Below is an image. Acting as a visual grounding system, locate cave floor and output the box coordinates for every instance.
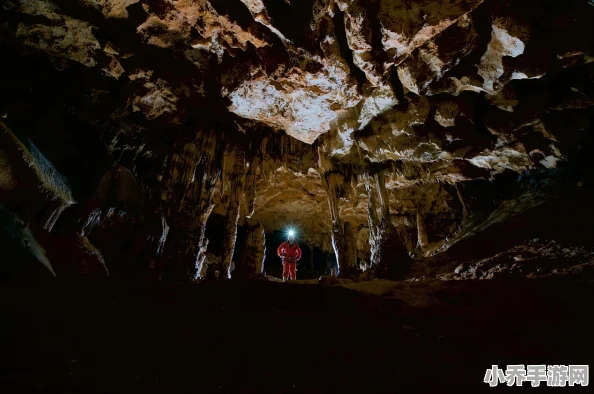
[1,278,592,393]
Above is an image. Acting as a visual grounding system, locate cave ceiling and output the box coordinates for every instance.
[1,0,593,278]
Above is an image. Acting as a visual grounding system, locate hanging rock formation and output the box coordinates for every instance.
[322,171,358,276]
[160,128,221,280]
[364,170,412,278]
[219,143,246,279]
[416,211,430,251]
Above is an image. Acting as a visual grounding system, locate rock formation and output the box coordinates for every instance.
[235,223,266,278]
[0,0,593,280]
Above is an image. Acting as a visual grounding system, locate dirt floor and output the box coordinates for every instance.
[1,277,593,393]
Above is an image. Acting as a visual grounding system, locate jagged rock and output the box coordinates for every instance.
[379,0,484,65]
[416,211,429,250]
[398,14,478,95]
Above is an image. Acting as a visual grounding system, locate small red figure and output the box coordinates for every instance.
[277,232,302,282]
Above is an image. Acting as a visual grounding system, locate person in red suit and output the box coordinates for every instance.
[277,231,302,282]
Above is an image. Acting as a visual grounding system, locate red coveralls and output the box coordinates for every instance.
[277,241,302,280]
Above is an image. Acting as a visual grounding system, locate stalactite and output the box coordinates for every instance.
[365,175,381,266]
[261,131,318,176]
[79,207,131,235]
[455,183,469,225]
[161,128,221,280]
[156,212,170,256]
[188,166,218,279]
[322,172,344,222]
[102,208,129,228]
[364,171,411,279]
[374,170,390,220]
[343,221,357,271]
[365,173,396,271]
[195,238,209,279]
[416,211,429,250]
[330,222,345,275]
[221,200,241,279]
[323,172,344,274]
[322,171,356,276]
[350,175,360,208]
[81,208,102,236]
[219,145,246,279]
[42,201,68,232]
[244,136,268,218]
[244,158,259,218]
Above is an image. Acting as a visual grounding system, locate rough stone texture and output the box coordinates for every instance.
[364,170,413,278]
[0,0,593,279]
[219,144,246,279]
[235,223,266,278]
[452,239,594,280]
[379,0,484,64]
[225,59,360,144]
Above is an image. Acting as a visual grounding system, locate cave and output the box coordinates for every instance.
[1,0,593,392]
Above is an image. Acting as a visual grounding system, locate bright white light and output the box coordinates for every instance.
[288,230,295,237]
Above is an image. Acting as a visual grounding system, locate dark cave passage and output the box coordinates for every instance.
[205,214,336,280]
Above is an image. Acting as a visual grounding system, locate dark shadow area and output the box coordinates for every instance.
[204,213,236,258]
[260,0,317,50]
[388,66,408,107]
[0,45,114,201]
[0,277,592,393]
[208,0,255,31]
[333,9,367,90]
[446,182,594,262]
